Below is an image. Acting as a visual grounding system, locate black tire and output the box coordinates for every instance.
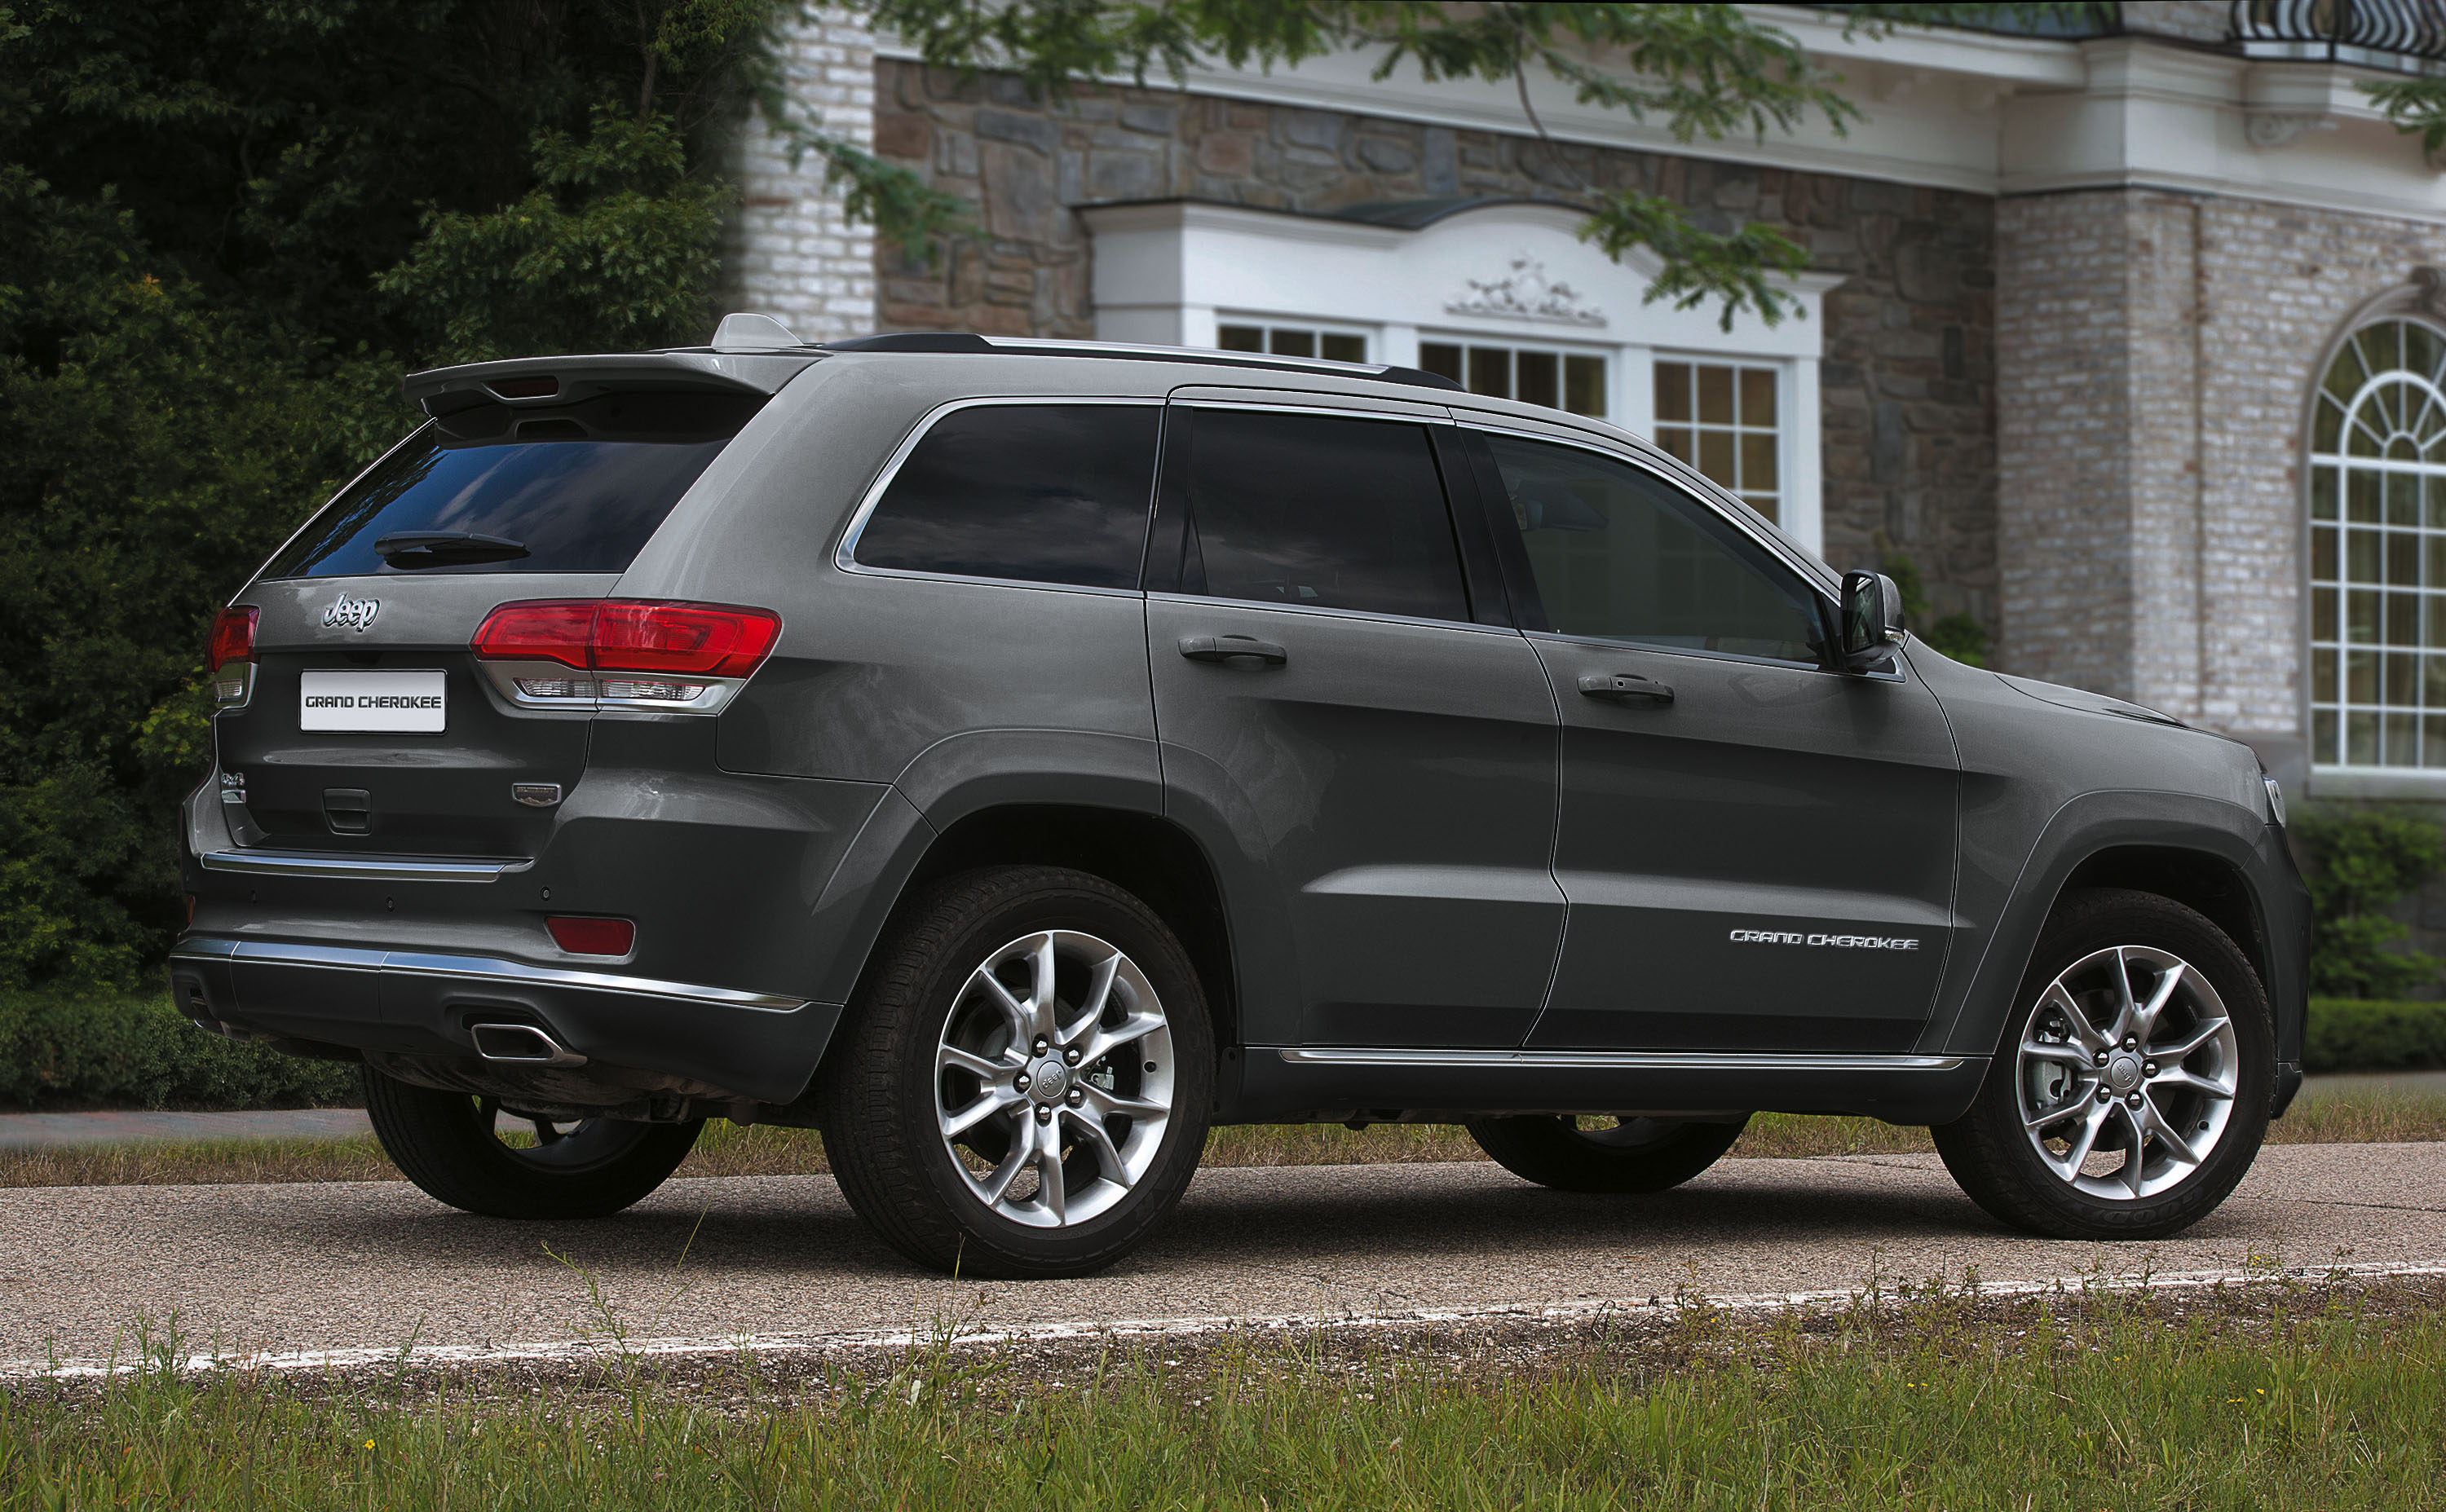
[361,1066,702,1220]
[1464,1114,1751,1193]
[1932,888,2273,1241]
[818,866,1215,1279]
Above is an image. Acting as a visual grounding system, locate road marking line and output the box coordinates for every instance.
[12,1259,2444,1382]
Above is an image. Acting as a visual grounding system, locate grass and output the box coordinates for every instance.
[8,1280,2446,1508]
[2,1085,2439,1190]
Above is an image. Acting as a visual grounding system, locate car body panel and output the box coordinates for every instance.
[177,343,2309,1126]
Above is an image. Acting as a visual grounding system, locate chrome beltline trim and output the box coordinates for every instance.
[199,850,528,884]
[1274,1047,1967,1072]
[170,939,807,1014]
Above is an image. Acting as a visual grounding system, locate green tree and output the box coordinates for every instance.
[839,2,2108,326]
[0,1,2091,988]
[2294,806,2446,999]
[0,0,809,988]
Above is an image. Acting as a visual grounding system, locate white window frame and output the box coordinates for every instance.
[1080,200,1841,553]
[1214,315,1373,364]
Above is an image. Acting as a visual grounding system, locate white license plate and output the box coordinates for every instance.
[299,671,447,733]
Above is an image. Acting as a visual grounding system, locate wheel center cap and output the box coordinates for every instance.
[1029,1059,1069,1104]
[2106,1051,2143,1093]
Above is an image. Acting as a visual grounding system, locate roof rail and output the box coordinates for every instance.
[818,330,1465,395]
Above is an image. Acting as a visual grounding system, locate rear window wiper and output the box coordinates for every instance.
[374,531,530,566]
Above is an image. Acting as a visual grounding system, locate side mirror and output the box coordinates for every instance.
[1839,571,1905,673]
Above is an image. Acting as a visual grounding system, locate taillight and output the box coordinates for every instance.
[208,606,257,704]
[546,915,634,955]
[593,602,781,677]
[470,601,596,669]
[470,599,780,711]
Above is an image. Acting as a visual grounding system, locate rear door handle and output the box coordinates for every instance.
[1578,672,1674,704]
[1179,634,1288,667]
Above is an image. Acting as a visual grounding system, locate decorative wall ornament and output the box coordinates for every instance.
[1445,253,1606,327]
[2245,112,2338,149]
[2413,266,2446,320]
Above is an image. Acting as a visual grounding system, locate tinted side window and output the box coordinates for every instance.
[263,390,765,579]
[1182,408,1468,622]
[854,404,1159,588]
[1482,433,1824,663]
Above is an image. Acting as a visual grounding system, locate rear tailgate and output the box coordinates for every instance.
[214,383,771,859]
[220,575,612,858]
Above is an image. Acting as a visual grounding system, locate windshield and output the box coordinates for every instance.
[261,390,766,579]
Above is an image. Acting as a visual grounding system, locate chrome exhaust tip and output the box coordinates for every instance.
[468,1022,588,1068]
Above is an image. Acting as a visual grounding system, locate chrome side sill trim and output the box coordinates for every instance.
[199,850,528,884]
[169,939,808,1014]
[1274,1047,1967,1073]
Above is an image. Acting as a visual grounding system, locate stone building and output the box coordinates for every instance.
[729,0,2446,813]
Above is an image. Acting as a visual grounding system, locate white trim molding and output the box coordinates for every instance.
[1080,198,1845,550]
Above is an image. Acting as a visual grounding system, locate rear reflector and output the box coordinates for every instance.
[208,606,258,703]
[473,600,780,681]
[546,916,635,955]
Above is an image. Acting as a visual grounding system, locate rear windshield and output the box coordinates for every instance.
[261,390,766,579]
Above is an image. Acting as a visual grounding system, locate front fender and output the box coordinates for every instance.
[1921,788,2302,1067]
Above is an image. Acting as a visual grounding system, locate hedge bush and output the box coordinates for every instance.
[0,989,356,1111]
[2306,997,2446,1075]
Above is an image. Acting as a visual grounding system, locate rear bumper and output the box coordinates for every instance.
[169,936,839,1104]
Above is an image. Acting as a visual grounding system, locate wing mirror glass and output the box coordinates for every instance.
[1839,571,1905,674]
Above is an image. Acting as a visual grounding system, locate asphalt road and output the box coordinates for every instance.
[4,1144,2441,1370]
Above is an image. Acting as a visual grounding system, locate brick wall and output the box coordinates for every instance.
[872,60,1999,621]
[1999,187,2446,769]
[721,21,877,342]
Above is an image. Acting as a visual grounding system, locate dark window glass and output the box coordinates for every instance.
[855,404,1159,588]
[1483,433,1823,663]
[1184,409,1468,622]
[264,391,764,578]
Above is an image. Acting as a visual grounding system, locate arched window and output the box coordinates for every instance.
[2309,317,2446,771]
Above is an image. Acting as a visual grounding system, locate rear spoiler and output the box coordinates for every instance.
[401,350,822,417]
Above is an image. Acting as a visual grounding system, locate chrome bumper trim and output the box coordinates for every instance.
[1274,1047,1967,1073]
[199,850,528,884]
[169,938,807,1014]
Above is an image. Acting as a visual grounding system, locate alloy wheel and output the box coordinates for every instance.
[932,929,1176,1228]
[2016,944,2240,1201]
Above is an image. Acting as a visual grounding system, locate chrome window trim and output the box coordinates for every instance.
[1276,1047,1966,1073]
[170,937,808,1013]
[1528,627,1910,685]
[1147,590,1519,639]
[198,850,529,884]
[833,395,1167,583]
[1525,629,1821,677]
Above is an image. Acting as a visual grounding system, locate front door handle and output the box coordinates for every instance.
[1578,672,1674,704]
[1179,634,1288,668]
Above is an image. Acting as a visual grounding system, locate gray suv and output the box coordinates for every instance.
[173,317,2308,1277]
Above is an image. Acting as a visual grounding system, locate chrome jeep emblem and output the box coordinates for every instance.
[322,593,380,633]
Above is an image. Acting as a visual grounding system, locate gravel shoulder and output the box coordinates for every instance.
[5,1142,2441,1369]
